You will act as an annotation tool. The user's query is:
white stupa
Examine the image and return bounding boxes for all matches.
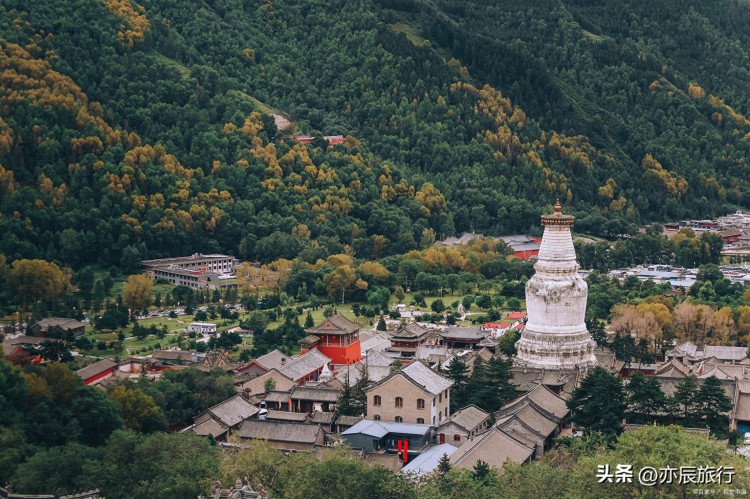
[514,201,597,369]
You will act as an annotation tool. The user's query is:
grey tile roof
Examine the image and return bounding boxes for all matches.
[278,349,330,381]
[391,322,427,339]
[375,360,454,396]
[190,418,227,438]
[496,402,559,437]
[265,410,308,422]
[241,369,296,396]
[335,415,365,427]
[360,334,392,353]
[151,350,198,363]
[441,405,489,432]
[666,341,698,358]
[75,359,117,380]
[263,390,292,403]
[704,346,748,361]
[290,385,341,403]
[306,314,359,335]
[34,317,86,331]
[501,383,569,419]
[238,420,322,444]
[207,394,260,427]
[450,427,534,469]
[510,367,578,393]
[414,345,449,360]
[254,349,289,370]
[337,363,393,386]
[439,326,487,340]
[654,358,692,377]
[364,350,395,366]
[308,412,335,424]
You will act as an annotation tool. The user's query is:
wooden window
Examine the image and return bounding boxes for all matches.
[373,395,381,406]
[417,418,424,424]
[395,416,403,423]
[395,397,403,408]
[417,398,425,409]
[374,414,381,421]
[454,434,461,442]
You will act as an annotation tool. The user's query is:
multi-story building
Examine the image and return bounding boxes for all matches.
[366,361,453,426]
[387,322,430,358]
[300,314,362,365]
[142,253,236,290]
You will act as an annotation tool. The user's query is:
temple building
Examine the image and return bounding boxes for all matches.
[300,314,362,365]
[514,202,597,370]
[387,322,430,358]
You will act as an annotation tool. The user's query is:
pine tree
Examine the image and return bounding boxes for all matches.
[304,311,314,328]
[694,375,733,437]
[625,372,666,424]
[337,376,357,416]
[486,357,517,410]
[472,460,490,481]
[376,316,387,331]
[568,367,626,438]
[586,318,607,347]
[467,357,491,411]
[437,453,452,476]
[351,366,371,415]
[672,375,699,425]
[446,357,469,411]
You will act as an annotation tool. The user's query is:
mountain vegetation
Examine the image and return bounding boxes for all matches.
[2,0,750,274]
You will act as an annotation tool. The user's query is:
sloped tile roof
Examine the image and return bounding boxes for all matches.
[75,358,116,381]
[441,405,489,432]
[704,346,747,361]
[241,369,296,395]
[392,322,427,339]
[308,412,335,424]
[278,349,330,381]
[305,314,359,335]
[254,349,289,370]
[439,326,487,340]
[190,418,227,438]
[500,383,569,419]
[208,394,260,427]
[238,420,322,443]
[263,390,292,403]
[290,385,341,402]
[450,427,534,469]
[265,410,308,422]
[400,361,453,396]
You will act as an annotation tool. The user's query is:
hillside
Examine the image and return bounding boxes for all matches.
[2,0,750,268]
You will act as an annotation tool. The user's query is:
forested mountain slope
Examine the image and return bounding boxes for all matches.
[1,0,750,269]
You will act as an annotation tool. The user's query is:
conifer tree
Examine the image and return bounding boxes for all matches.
[446,357,469,411]
[695,375,733,437]
[625,372,666,424]
[376,316,387,331]
[672,375,699,425]
[568,367,626,438]
[437,453,452,476]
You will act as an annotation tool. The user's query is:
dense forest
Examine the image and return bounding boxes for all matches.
[2,0,750,270]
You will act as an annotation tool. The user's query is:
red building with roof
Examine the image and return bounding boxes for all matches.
[299,314,362,365]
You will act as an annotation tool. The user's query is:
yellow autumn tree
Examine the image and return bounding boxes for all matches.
[122,274,154,314]
[10,259,73,312]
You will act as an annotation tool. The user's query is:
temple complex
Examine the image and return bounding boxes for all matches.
[514,202,597,370]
